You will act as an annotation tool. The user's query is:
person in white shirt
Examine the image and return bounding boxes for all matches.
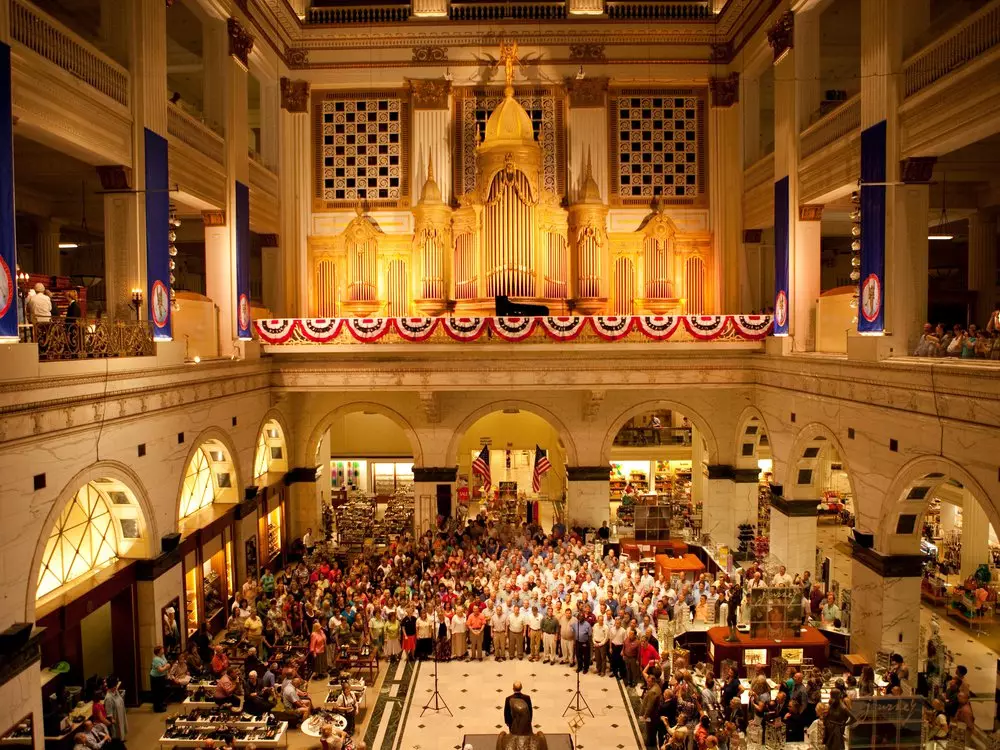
[592,618,609,676]
[559,608,576,666]
[526,606,542,661]
[772,566,793,587]
[26,283,52,323]
[507,605,525,660]
[451,607,468,660]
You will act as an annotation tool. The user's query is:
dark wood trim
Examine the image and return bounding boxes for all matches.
[412,466,458,483]
[770,496,819,518]
[567,466,611,482]
[0,627,43,689]
[708,465,760,483]
[733,468,760,483]
[236,495,261,520]
[707,464,734,480]
[850,541,924,578]
[284,466,321,484]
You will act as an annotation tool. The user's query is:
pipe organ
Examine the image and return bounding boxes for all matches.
[307,47,716,318]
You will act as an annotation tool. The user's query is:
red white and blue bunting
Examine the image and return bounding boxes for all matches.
[254,315,772,346]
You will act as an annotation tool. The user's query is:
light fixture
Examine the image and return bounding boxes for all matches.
[929,172,952,241]
[850,187,861,324]
[58,242,78,249]
[130,288,143,319]
[193,355,201,364]
[169,204,180,311]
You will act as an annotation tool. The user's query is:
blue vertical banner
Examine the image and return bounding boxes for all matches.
[859,121,886,333]
[773,176,790,336]
[144,128,172,339]
[235,180,251,340]
[0,44,18,341]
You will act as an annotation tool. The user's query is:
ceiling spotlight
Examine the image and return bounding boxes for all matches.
[58,242,78,249]
[928,234,954,241]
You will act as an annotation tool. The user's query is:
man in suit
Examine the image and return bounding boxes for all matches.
[503,681,533,733]
[640,672,663,747]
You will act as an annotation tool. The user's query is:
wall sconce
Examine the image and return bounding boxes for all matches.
[130,288,143,319]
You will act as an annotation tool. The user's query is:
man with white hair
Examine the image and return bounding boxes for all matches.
[26,282,52,323]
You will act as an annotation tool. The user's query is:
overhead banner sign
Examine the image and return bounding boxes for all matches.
[773,176,790,336]
[859,121,886,334]
[144,128,172,340]
[235,180,251,340]
[0,44,17,341]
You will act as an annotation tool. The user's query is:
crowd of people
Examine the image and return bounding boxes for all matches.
[915,313,1000,359]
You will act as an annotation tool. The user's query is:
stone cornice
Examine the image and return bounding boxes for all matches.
[413,466,458,482]
[850,541,924,578]
[770,496,819,517]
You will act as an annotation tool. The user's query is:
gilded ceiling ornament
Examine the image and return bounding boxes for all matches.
[280,77,310,113]
[408,78,451,110]
[227,18,255,69]
[411,45,448,63]
[709,73,739,108]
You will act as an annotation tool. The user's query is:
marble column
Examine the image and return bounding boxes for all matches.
[279,78,310,316]
[960,491,990,580]
[34,218,61,276]
[409,79,451,205]
[285,466,322,541]
[967,211,998,328]
[566,78,608,203]
[412,466,458,530]
[850,544,923,672]
[768,491,818,576]
[741,71,761,168]
[793,206,822,351]
[97,166,141,320]
[705,466,759,550]
[709,74,745,312]
[566,466,610,529]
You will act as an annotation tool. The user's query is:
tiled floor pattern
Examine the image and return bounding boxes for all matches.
[397,658,642,750]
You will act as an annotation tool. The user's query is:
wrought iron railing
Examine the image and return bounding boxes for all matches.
[9,0,130,107]
[167,103,225,163]
[605,1,711,20]
[306,4,411,23]
[904,0,1000,97]
[449,1,566,20]
[799,93,861,160]
[32,319,155,361]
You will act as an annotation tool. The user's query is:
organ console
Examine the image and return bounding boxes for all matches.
[495,295,549,317]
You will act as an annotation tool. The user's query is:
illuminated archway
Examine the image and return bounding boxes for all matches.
[734,407,772,471]
[178,435,239,521]
[600,399,718,465]
[254,417,289,484]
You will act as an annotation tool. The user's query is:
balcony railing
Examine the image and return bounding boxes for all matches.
[30,319,155,361]
[307,4,410,23]
[449,2,566,20]
[605,1,711,20]
[167,103,225,164]
[904,0,1000,98]
[799,93,861,160]
[9,0,129,107]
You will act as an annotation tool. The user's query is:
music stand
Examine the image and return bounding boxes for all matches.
[562,669,593,718]
[421,634,452,717]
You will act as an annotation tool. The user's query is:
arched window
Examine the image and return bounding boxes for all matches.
[179,440,236,520]
[37,480,148,601]
[254,420,288,484]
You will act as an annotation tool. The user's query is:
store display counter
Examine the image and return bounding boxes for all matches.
[653,553,706,581]
[619,538,688,558]
[158,720,287,748]
[44,703,92,750]
[706,626,829,677]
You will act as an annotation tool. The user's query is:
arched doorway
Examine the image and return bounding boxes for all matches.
[312,406,421,548]
[450,406,570,530]
[603,402,716,543]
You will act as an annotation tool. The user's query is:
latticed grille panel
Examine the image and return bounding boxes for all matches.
[609,89,706,206]
[315,91,409,208]
[454,87,565,198]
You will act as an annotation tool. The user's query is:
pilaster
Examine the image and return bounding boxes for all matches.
[260,235,282,315]
[566,78,608,204]
[98,166,141,319]
[960,492,990,580]
[279,78,311,316]
[33,217,61,276]
[968,211,998,328]
[709,73,745,312]
[408,79,452,205]
[793,205,822,351]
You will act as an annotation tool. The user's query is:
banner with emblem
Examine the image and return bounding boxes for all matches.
[773,176,790,336]
[0,44,16,341]
[859,121,886,333]
[235,180,251,340]
[144,128,172,340]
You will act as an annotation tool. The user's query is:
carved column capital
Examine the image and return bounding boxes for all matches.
[899,157,937,184]
[227,18,254,69]
[799,204,823,221]
[280,77,310,113]
[406,78,451,110]
[767,11,794,64]
[202,210,227,227]
[96,165,133,191]
[709,73,740,108]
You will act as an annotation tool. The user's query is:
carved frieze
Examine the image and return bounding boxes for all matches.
[227,18,255,69]
[286,47,309,69]
[412,45,448,63]
[710,42,732,64]
[566,76,608,108]
[280,77,310,113]
[407,78,451,110]
[568,43,606,63]
[767,12,794,64]
[709,73,739,108]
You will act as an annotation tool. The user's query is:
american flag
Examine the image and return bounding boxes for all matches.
[472,445,491,489]
[532,445,552,492]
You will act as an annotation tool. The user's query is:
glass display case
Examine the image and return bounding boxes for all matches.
[184,566,199,637]
[848,696,924,749]
[265,507,282,561]
[0,714,32,746]
[202,548,227,630]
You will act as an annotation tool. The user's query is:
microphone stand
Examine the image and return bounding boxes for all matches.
[563,668,593,718]
[421,631,452,717]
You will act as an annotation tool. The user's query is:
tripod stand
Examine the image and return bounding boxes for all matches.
[421,636,452,717]
[562,668,593,718]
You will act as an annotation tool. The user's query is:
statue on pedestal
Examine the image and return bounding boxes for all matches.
[496,697,548,750]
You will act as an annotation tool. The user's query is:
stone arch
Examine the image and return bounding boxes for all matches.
[877,455,998,556]
[253,408,292,483]
[734,406,773,468]
[26,460,157,622]
[445,399,580,467]
[174,426,244,522]
[782,422,857,502]
[306,401,424,467]
[599,398,719,465]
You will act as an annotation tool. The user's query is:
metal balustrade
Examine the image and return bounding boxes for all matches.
[9,0,129,107]
[449,2,566,20]
[904,0,1000,98]
[606,1,711,20]
[31,319,155,361]
[307,4,411,24]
